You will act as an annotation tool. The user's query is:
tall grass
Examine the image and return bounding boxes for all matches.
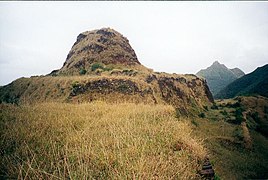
[0,102,205,179]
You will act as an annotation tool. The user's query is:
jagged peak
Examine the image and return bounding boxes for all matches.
[210,61,228,69]
[212,61,221,65]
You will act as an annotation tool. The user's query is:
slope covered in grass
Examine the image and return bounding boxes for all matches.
[0,102,206,179]
[191,96,268,179]
[216,64,268,99]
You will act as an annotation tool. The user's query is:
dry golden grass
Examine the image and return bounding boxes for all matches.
[0,102,206,179]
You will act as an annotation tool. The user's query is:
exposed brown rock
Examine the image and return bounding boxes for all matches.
[58,28,141,75]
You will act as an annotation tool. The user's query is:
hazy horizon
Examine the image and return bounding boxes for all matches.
[1,2,268,85]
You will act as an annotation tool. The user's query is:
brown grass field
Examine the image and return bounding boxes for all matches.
[0,102,206,179]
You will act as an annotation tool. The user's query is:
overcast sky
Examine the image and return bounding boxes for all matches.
[0,2,268,85]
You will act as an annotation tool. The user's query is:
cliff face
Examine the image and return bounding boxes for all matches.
[58,28,142,75]
[0,28,214,115]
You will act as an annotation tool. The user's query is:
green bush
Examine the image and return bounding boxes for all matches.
[203,105,208,111]
[91,63,112,72]
[251,112,260,123]
[71,81,80,89]
[234,107,244,124]
[211,103,218,110]
[198,112,206,118]
[220,110,228,116]
[70,81,81,96]
[91,63,104,71]
[233,127,243,141]
[79,68,87,75]
[214,173,221,180]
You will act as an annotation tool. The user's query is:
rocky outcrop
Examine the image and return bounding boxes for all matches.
[58,28,142,75]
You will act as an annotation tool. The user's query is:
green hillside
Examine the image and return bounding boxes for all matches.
[216,64,268,99]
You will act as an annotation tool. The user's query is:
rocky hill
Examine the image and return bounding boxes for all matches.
[54,28,146,76]
[216,64,268,99]
[196,61,245,97]
[0,28,213,115]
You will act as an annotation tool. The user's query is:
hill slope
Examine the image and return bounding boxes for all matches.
[216,64,268,99]
[196,61,245,96]
[0,27,213,115]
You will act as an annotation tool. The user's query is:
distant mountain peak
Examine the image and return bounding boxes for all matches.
[212,61,221,65]
[216,64,268,99]
[196,61,245,96]
[210,61,228,69]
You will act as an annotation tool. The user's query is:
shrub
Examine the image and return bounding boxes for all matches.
[70,81,81,96]
[220,110,228,116]
[71,81,80,88]
[118,84,129,92]
[198,112,205,118]
[233,127,243,141]
[251,112,260,123]
[79,68,87,75]
[103,67,113,71]
[211,103,218,110]
[234,107,244,124]
[91,63,104,71]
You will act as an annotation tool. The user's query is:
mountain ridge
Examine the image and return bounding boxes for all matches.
[215,64,268,99]
[196,61,245,96]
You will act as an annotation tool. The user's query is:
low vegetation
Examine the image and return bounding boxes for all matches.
[0,102,206,179]
[192,96,268,179]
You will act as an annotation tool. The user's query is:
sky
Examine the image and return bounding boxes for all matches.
[0,2,268,86]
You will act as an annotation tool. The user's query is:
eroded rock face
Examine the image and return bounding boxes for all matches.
[65,73,214,115]
[58,28,141,75]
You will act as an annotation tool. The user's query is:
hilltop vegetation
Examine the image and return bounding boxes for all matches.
[216,64,268,99]
[196,61,245,96]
